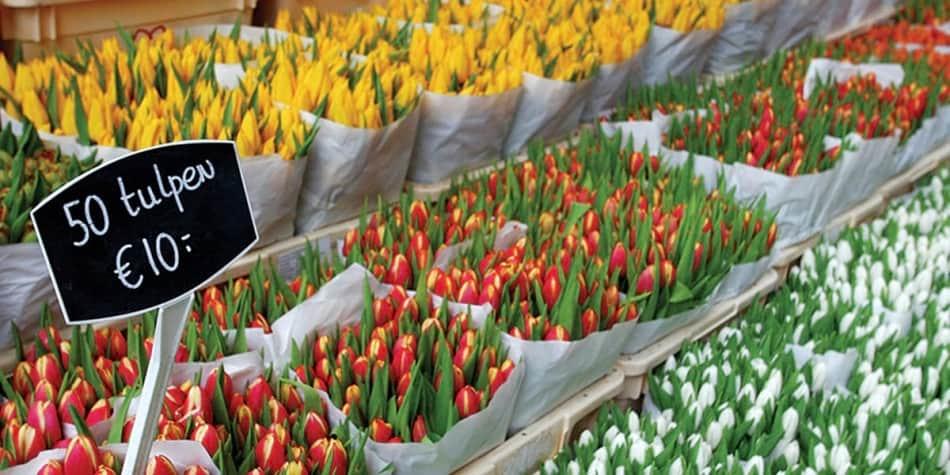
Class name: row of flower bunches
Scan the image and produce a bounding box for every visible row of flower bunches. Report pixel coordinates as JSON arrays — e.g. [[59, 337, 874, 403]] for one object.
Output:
[[544, 168, 950, 474], [1, 11, 949, 475]]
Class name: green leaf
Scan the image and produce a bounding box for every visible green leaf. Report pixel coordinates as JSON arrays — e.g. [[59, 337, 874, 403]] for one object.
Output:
[[107, 394, 135, 444]]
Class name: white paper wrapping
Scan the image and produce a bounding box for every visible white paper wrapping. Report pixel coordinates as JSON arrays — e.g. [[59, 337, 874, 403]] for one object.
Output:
[[895, 105, 950, 173], [0, 244, 57, 350], [786, 345, 857, 393], [705, 0, 781, 75], [481, 318, 638, 432], [763, 0, 825, 54], [825, 133, 900, 221], [408, 88, 522, 184], [0, 110, 129, 162], [596, 120, 664, 155], [504, 73, 593, 155], [640, 26, 717, 85], [582, 52, 644, 122], [802, 59, 904, 99], [295, 108, 421, 234], [846, 0, 885, 30], [0, 441, 220, 475]]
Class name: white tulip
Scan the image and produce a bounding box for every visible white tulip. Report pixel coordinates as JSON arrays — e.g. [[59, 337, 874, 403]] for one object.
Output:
[[603, 426, 621, 450], [938, 439, 949, 467], [681, 382, 695, 405], [746, 406, 764, 431], [663, 355, 677, 371], [918, 209, 937, 233], [587, 459, 607, 475], [675, 366, 690, 382], [698, 383, 716, 409], [656, 415, 669, 437], [719, 407, 735, 429], [543, 460, 558, 475], [744, 456, 764, 475], [627, 412, 640, 434], [887, 423, 902, 450], [890, 458, 903, 473], [830, 444, 851, 474], [801, 250, 815, 271], [629, 439, 648, 463], [579, 430, 594, 447], [696, 441, 712, 470], [814, 443, 827, 471], [568, 461, 581, 475], [615, 467, 625, 475], [706, 421, 723, 449], [593, 447, 608, 463], [670, 457, 684, 475], [781, 408, 799, 440], [784, 440, 800, 466]]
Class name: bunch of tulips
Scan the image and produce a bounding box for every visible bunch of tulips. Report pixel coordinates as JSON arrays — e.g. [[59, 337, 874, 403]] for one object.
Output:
[[0, 123, 95, 244], [288, 282, 516, 442]]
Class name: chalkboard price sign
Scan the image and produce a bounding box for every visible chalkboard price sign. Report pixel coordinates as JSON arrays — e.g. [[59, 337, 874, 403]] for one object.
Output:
[[31, 141, 258, 324]]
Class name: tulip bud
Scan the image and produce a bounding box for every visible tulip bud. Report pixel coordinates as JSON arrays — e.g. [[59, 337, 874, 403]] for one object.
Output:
[[456, 280, 479, 305], [372, 297, 395, 326], [27, 400, 62, 448], [635, 265, 656, 294], [191, 423, 221, 456], [158, 420, 185, 441], [581, 308, 599, 337], [11, 424, 44, 464], [163, 385, 187, 419], [38, 459, 65, 475], [64, 435, 100, 475], [117, 357, 139, 387], [256, 432, 287, 472], [234, 404, 253, 444], [0, 447, 13, 467], [1, 400, 18, 422], [608, 243, 627, 278], [201, 368, 233, 404], [391, 347, 416, 381], [183, 466, 211, 475], [409, 200, 429, 229], [13, 361, 34, 396], [411, 415, 428, 442], [542, 267, 561, 309], [302, 411, 329, 446], [455, 386, 481, 419], [145, 455, 177, 475], [246, 376, 274, 418], [182, 385, 211, 422], [34, 379, 58, 403], [58, 341, 72, 369], [34, 354, 63, 388], [94, 467, 117, 475], [544, 325, 571, 341], [385, 254, 412, 287], [369, 417, 393, 442], [58, 389, 85, 424]]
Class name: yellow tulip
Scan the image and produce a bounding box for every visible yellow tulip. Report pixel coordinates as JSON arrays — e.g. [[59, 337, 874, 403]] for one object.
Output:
[[0, 55, 13, 94], [21, 90, 50, 132], [236, 109, 261, 157], [59, 96, 78, 136]]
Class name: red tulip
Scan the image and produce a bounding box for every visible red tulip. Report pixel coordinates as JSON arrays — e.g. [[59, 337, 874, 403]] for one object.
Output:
[[369, 417, 393, 442], [234, 404, 254, 444], [302, 411, 329, 445], [345, 385, 361, 408], [34, 379, 58, 403], [608, 243, 627, 278], [163, 385, 187, 419], [391, 347, 415, 381], [182, 385, 211, 422], [372, 297, 395, 326], [157, 420, 185, 440], [58, 389, 85, 424], [13, 361, 33, 395], [0, 401, 17, 422], [412, 415, 428, 442], [267, 398, 289, 426], [692, 242, 704, 272], [455, 386, 481, 419], [63, 435, 99, 475], [456, 280, 479, 305], [255, 432, 287, 472], [544, 325, 571, 341], [246, 376, 273, 418], [11, 424, 43, 464], [660, 259, 676, 287], [38, 459, 65, 475], [541, 267, 561, 309], [184, 466, 212, 475], [581, 308, 599, 336], [201, 367, 233, 404], [279, 382, 304, 413], [58, 341, 71, 369], [385, 254, 412, 287], [34, 354, 63, 388], [145, 455, 177, 475], [94, 467, 117, 475], [27, 400, 62, 448], [629, 151, 645, 175], [191, 423, 221, 456], [310, 439, 349, 475], [635, 265, 656, 294], [37, 326, 62, 353], [117, 357, 138, 387], [71, 379, 96, 408]]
